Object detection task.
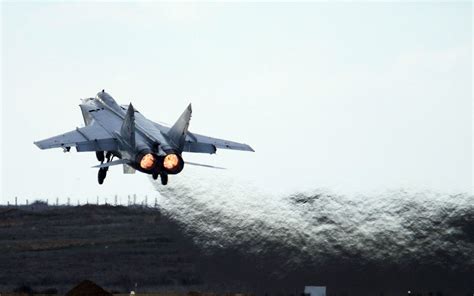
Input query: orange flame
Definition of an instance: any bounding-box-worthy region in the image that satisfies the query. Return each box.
[163,154,180,170]
[140,153,156,170]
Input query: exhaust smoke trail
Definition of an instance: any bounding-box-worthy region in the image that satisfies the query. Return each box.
[152,171,474,293]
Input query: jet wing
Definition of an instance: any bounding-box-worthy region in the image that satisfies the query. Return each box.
[184,131,255,154]
[152,121,254,154]
[34,124,119,152]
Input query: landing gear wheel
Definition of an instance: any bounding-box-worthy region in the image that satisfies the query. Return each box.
[98,168,107,185]
[160,173,168,185]
[152,172,159,180]
[96,151,105,163]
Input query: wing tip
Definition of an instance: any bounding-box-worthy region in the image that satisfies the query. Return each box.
[245,144,255,152]
[33,141,45,149]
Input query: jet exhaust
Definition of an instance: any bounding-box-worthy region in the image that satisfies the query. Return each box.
[161,153,184,174]
[153,174,474,292]
[137,151,183,174]
[163,154,180,170]
[139,153,156,170]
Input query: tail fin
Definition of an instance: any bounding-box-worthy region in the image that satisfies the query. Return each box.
[167,103,192,150]
[121,103,136,148]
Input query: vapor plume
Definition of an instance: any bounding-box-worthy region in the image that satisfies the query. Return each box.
[152,172,474,293]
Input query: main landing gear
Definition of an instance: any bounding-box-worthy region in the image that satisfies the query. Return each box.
[98,168,107,185]
[96,151,112,185]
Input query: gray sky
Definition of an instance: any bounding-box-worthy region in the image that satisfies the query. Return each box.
[1,2,472,204]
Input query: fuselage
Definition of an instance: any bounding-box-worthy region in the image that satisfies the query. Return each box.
[80,91,183,175]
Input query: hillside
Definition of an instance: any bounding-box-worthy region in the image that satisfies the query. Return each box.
[0,205,204,294]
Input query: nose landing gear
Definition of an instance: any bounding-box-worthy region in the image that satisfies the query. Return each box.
[152,172,168,185]
[151,171,168,185]
[160,173,168,185]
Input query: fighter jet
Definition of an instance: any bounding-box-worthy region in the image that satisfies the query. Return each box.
[34,90,254,185]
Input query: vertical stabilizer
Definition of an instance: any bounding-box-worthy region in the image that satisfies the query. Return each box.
[167,104,192,150]
[121,103,136,148]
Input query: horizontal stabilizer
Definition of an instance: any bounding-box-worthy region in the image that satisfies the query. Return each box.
[92,159,129,168]
[183,142,217,154]
[123,164,136,174]
[185,161,225,170]
[185,131,254,152]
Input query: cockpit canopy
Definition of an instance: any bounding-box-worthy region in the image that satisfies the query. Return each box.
[96,90,121,111]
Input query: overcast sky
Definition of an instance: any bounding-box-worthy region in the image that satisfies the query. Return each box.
[1,2,472,204]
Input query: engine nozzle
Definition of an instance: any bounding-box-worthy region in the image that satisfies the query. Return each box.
[162,153,184,174]
[139,153,156,170]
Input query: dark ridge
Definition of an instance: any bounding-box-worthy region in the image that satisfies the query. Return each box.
[1,188,473,296]
[0,205,204,294]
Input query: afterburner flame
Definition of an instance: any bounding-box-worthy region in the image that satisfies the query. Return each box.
[140,153,156,170]
[163,154,180,170]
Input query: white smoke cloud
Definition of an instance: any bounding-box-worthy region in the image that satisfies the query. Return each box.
[153,170,474,270]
